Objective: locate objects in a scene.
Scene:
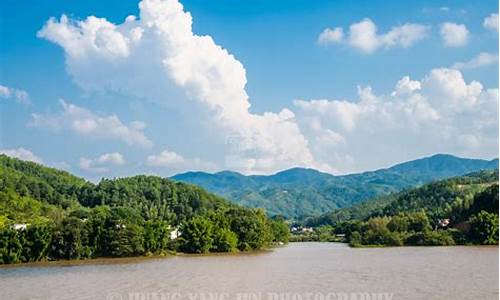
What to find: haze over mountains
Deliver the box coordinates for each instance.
[173,154,499,218]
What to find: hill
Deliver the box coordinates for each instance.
[306,169,499,226]
[0,155,289,264]
[173,154,499,218]
[304,170,499,246]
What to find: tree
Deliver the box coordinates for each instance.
[406,211,431,232]
[21,223,53,262]
[387,215,409,232]
[180,216,214,253]
[143,220,171,254]
[228,208,272,251]
[468,211,499,245]
[211,227,238,252]
[269,217,290,243]
[0,228,23,264]
[50,217,85,260]
[348,231,362,247]
[105,223,145,257]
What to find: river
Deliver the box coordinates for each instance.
[0,243,498,300]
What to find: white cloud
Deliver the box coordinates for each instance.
[97,152,125,165]
[318,18,429,53]
[294,67,498,173]
[79,152,125,173]
[146,149,217,173]
[29,99,153,148]
[0,85,10,98]
[147,150,184,166]
[483,13,499,32]
[0,84,30,105]
[38,0,318,174]
[317,27,343,45]
[452,52,499,70]
[37,0,498,175]
[0,148,43,164]
[391,76,422,96]
[440,22,469,47]
[79,158,108,173]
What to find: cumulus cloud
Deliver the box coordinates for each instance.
[317,18,429,53]
[0,84,30,105]
[294,67,498,173]
[146,149,217,173]
[29,100,153,148]
[38,0,318,174]
[440,22,469,47]
[147,150,184,166]
[452,52,499,70]
[79,152,125,173]
[0,148,43,164]
[317,27,343,45]
[37,0,498,175]
[483,13,499,32]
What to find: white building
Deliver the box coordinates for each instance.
[170,227,181,240]
[12,224,28,230]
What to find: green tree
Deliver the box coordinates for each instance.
[468,211,499,245]
[180,216,214,253]
[228,208,272,251]
[105,223,145,257]
[387,215,409,232]
[21,223,53,262]
[143,220,171,254]
[270,217,290,243]
[348,231,362,247]
[211,227,238,252]
[0,228,23,263]
[50,217,85,260]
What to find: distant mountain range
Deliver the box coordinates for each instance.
[172,154,499,218]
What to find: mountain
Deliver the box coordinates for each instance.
[305,169,499,227]
[173,154,499,218]
[386,154,498,179]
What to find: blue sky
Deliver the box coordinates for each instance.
[0,0,498,180]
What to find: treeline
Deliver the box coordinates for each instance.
[298,170,499,247]
[345,206,498,247]
[0,155,289,264]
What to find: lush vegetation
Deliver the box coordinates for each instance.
[173,154,498,218]
[301,170,499,247]
[0,155,289,264]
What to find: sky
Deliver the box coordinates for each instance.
[0,0,498,180]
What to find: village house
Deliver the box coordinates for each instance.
[12,224,28,231]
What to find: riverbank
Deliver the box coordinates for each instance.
[0,245,281,268]
[0,253,174,269]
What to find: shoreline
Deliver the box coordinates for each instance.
[0,254,173,269]
[0,247,279,269]
[289,240,499,248]
[0,242,497,268]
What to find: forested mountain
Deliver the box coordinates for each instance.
[0,155,289,264]
[303,170,499,246]
[173,154,499,218]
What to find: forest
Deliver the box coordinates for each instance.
[0,155,289,264]
[297,170,499,246]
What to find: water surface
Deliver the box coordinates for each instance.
[0,243,497,300]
